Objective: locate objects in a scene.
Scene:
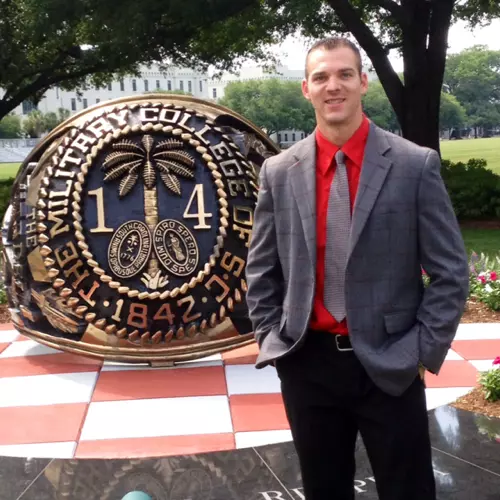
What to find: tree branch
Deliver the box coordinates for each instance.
[326,0,405,121]
[0,62,111,117]
[372,0,408,28]
[3,51,71,101]
[383,41,403,53]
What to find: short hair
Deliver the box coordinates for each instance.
[305,37,363,78]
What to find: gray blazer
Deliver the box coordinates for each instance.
[245,122,469,396]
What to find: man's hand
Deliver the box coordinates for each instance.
[418,364,426,381]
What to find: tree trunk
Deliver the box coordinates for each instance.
[144,186,159,277]
[0,102,12,123]
[398,77,443,153]
[399,2,436,153]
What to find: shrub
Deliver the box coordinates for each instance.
[0,177,15,224]
[441,158,500,220]
[479,357,500,402]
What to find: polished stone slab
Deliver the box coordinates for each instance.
[256,438,500,499]
[429,405,500,475]
[4,406,499,500]
[15,450,288,500]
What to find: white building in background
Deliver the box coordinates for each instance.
[7,64,309,118]
[7,65,210,117]
[6,61,378,116]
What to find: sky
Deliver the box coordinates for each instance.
[268,18,500,74]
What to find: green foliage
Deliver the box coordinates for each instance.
[440,93,467,131]
[44,108,70,132]
[234,1,500,149]
[463,250,500,317]
[0,0,267,121]
[0,285,6,306]
[2,0,499,149]
[22,108,72,137]
[362,82,400,131]
[444,45,500,130]
[22,110,46,138]
[0,114,22,138]
[479,365,500,402]
[219,79,316,138]
[441,158,500,220]
[454,1,500,26]
[363,82,466,133]
[468,252,500,311]
[0,178,15,224]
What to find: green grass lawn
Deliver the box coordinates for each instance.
[0,163,20,180]
[440,137,500,174]
[461,228,500,261]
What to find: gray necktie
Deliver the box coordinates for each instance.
[324,150,350,322]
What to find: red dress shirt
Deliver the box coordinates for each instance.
[309,116,370,335]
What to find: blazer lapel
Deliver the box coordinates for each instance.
[348,124,393,256]
[290,133,317,267]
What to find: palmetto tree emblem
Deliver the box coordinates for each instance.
[102,135,196,282]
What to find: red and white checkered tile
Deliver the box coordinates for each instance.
[0,323,498,459]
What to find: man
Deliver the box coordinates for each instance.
[245,37,469,500]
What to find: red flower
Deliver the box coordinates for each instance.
[479,276,487,284]
[491,271,497,281]
[493,356,500,366]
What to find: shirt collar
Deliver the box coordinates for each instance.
[315,115,370,175]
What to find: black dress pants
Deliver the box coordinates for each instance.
[275,331,436,500]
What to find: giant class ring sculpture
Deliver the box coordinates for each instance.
[1,94,279,364]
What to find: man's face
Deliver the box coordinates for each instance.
[302,47,368,128]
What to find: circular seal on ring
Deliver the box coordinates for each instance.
[108,220,152,279]
[153,219,199,277]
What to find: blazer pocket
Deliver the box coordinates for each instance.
[384,310,416,335]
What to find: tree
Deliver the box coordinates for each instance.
[21,108,72,137]
[444,45,500,136]
[0,0,266,122]
[468,103,500,137]
[363,80,466,135]
[44,108,71,132]
[219,79,316,141]
[4,1,500,152]
[439,92,466,135]
[214,0,500,152]
[0,114,21,138]
[362,81,399,132]
[22,110,47,138]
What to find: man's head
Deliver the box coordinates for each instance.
[302,37,368,131]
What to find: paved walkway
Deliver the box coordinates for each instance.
[0,323,498,459]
